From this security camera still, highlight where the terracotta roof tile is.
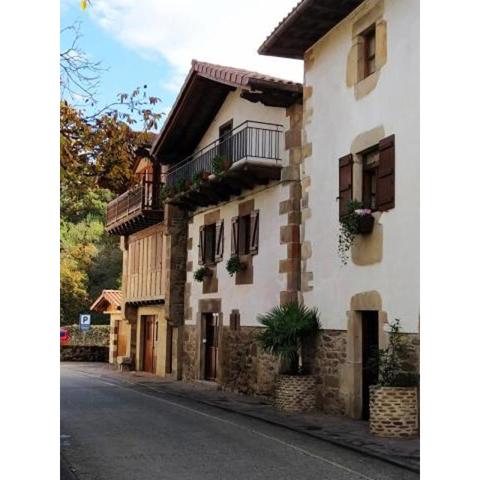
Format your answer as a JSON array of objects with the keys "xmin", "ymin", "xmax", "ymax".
[{"xmin": 90, "ymin": 289, "xmax": 123, "ymax": 312}]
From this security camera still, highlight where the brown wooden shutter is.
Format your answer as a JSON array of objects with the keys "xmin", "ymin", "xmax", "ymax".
[
  {"xmin": 249, "ymin": 209, "xmax": 259, "ymax": 255},
  {"xmin": 215, "ymin": 219, "xmax": 224, "ymax": 262},
  {"xmin": 339, "ymin": 154, "xmax": 353, "ymax": 218},
  {"xmin": 198, "ymin": 225, "xmax": 206, "ymax": 265},
  {"xmin": 231, "ymin": 216, "xmax": 239, "ymax": 255},
  {"xmin": 377, "ymin": 134, "xmax": 395, "ymax": 211}
]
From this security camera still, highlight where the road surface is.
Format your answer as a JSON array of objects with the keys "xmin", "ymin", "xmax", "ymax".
[{"xmin": 61, "ymin": 363, "xmax": 418, "ymax": 480}]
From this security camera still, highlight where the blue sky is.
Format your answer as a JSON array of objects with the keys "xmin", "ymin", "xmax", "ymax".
[{"xmin": 60, "ymin": 0, "xmax": 303, "ymax": 130}]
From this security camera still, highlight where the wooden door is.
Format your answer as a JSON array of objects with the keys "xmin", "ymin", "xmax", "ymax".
[
  {"xmin": 142, "ymin": 316, "xmax": 155, "ymax": 373},
  {"xmin": 219, "ymin": 121, "xmax": 233, "ymax": 161},
  {"xmin": 204, "ymin": 313, "xmax": 219, "ymax": 381},
  {"xmin": 117, "ymin": 321, "xmax": 127, "ymax": 357},
  {"xmin": 361, "ymin": 311, "xmax": 379, "ymax": 420}
]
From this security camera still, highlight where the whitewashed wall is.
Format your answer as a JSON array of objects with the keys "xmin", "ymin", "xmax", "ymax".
[
  {"xmin": 302, "ymin": 0, "xmax": 419, "ymax": 333},
  {"xmin": 186, "ymin": 183, "xmax": 290, "ymax": 327},
  {"xmin": 186, "ymin": 90, "xmax": 292, "ymax": 327},
  {"xmin": 195, "ymin": 89, "xmax": 289, "ymax": 155}
]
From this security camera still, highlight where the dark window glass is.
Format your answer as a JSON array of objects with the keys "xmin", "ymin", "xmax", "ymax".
[
  {"xmin": 362, "ymin": 147, "xmax": 380, "ymax": 210},
  {"xmin": 363, "ymin": 27, "xmax": 376, "ymax": 78},
  {"xmin": 238, "ymin": 214, "xmax": 251, "ymax": 255},
  {"xmin": 204, "ymin": 224, "xmax": 216, "ymax": 264}
]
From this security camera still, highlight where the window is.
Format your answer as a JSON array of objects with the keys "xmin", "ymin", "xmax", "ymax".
[
  {"xmin": 362, "ymin": 147, "xmax": 380, "ymax": 211},
  {"xmin": 238, "ymin": 215, "xmax": 251, "ymax": 255},
  {"xmin": 231, "ymin": 210, "xmax": 259, "ymax": 256},
  {"xmin": 198, "ymin": 220, "xmax": 224, "ymax": 265},
  {"xmin": 362, "ymin": 26, "xmax": 376, "ymax": 79},
  {"xmin": 204, "ymin": 224, "xmax": 216, "ymax": 264},
  {"xmin": 338, "ymin": 135, "xmax": 396, "ymax": 218}
]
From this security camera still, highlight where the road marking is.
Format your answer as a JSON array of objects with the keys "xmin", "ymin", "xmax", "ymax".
[{"xmin": 72, "ymin": 369, "xmax": 377, "ymax": 480}]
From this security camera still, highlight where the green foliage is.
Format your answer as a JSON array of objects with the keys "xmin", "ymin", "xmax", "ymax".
[
  {"xmin": 257, "ymin": 302, "xmax": 320, "ymax": 375},
  {"xmin": 193, "ymin": 266, "xmax": 210, "ymax": 283},
  {"xmin": 338, "ymin": 200, "xmax": 364, "ymax": 265},
  {"xmin": 212, "ymin": 155, "xmax": 227, "ymax": 176},
  {"xmin": 369, "ymin": 319, "xmax": 418, "ymax": 387},
  {"xmin": 226, "ymin": 255, "xmax": 245, "ymax": 277}
]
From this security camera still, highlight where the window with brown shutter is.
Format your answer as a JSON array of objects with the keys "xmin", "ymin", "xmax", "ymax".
[
  {"xmin": 377, "ymin": 135, "xmax": 395, "ymax": 211},
  {"xmin": 249, "ymin": 210, "xmax": 259, "ymax": 255},
  {"xmin": 362, "ymin": 25, "xmax": 376, "ymax": 79},
  {"xmin": 339, "ymin": 154, "xmax": 353, "ymax": 218},
  {"xmin": 231, "ymin": 216, "xmax": 239, "ymax": 255},
  {"xmin": 215, "ymin": 219, "xmax": 224, "ymax": 262},
  {"xmin": 204, "ymin": 224, "xmax": 216, "ymax": 265},
  {"xmin": 198, "ymin": 225, "xmax": 206, "ymax": 265}
]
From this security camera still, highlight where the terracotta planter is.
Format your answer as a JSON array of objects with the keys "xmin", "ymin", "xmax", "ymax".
[
  {"xmin": 369, "ymin": 386, "xmax": 418, "ymax": 437},
  {"xmin": 274, "ymin": 374, "xmax": 317, "ymax": 413},
  {"xmin": 357, "ymin": 214, "xmax": 375, "ymax": 234},
  {"xmin": 200, "ymin": 171, "xmax": 210, "ymax": 181}
]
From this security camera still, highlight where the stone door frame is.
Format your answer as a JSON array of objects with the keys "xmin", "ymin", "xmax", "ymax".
[{"xmin": 345, "ymin": 291, "xmax": 388, "ymax": 419}]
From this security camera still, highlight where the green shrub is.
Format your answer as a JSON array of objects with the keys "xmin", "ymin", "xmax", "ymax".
[{"xmin": 257, "ymin": 302, "xmax": 320, "ymax": 375}]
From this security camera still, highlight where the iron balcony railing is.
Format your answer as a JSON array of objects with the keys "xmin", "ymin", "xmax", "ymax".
[
  {"xmin": 106, "ymin": 173, "xmax": 161, "ymax": 228},
  {"xmin": 166, "ymin": 120, "xmax": 283, "ymax": 187}
]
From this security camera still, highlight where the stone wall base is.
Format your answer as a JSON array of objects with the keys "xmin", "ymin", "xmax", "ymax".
[
  {"xmin": 274, "ymin": 375, "xmax": 317, "ymax": 412},
  {"xmin": 369, "ymin": 386, "xmax": 418, "ymax": 437}
]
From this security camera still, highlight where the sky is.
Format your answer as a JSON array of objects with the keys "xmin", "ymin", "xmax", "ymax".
[{"xmin": 60, "ymin": 0, "xmax": 303, "ymax": 128}]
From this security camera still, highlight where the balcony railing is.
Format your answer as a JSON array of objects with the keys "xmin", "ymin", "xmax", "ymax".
[
  {"xmin": 106, "ymin": 173, "xmax": 163, "ymax": 235},
  {"xmin": 166, "ymin": 120, "xmax": 283, "ymax": 187}
]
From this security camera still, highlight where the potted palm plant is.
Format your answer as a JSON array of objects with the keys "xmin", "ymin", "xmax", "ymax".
[
  {"xmin": 369, "ymin": 319, "xmax": 419, "ymax": 437},
  {"xmin": 257, "ymin": 302, "xmax": 320, "ymax": 413}
]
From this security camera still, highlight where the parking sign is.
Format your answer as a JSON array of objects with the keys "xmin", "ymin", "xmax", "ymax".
[{"xmin": 79, "ymin": 314, "xmax": 91, "ymax": 331}]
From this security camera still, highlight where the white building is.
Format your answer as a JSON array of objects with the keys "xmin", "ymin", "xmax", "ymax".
[{"xmin": 259, "ymin": 0, "xmax": 420, "ymax": 418}]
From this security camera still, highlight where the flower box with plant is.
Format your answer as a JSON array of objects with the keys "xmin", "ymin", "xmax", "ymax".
[
  {"xmin": 226, "ymin": 255, "xmax": 246, "ymax": 276},
  {"xmin": 368, "ymin": 319, "xmax": 419, "ymax": 437},
  {"xmin": 338, "ymin": 200, "xmax": 375, "ymax": 264},
  {"xmin": 193, "ymin": 266, "xmax": 211, "ymax": 283},
  {"xmin": 257, "ymin": 302, "xmax": 320, "ymax": 412}
]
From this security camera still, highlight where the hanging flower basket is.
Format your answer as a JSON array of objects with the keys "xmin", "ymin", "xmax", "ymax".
[{"xmin": 356, "ymin": 211, "xmax": 375, "ymax": 234}]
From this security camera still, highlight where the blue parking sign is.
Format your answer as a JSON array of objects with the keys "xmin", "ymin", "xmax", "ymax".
[{"xmin": 79, "ymin": 314, "xmax": 91, "ymax": 331}]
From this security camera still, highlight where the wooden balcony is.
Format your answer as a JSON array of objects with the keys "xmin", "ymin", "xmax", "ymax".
[
  {"xmin": 106, "ymin": 175, "xmax": 164, "ymax": 236},
  {"xmin": 165, "ymin": 121, "xmax": 283, "ymax": 210}
]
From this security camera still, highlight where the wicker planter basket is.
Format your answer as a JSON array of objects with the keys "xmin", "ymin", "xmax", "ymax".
[
  {"xmin": 274, "ymin": 375, "xmax": 317, "ymax": 413},
  {"xmin": 369, "ymin": 386, "xmax": 418, "ymax": 437}
]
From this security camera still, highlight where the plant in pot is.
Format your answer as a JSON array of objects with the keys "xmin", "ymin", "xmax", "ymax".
[
  {"xmin": 338, "ymin": 200, "xmax": 375, "ymax": 265},
  {"xmin": 368, "ymin": 319, "xmax": 419, "ymax": 437},
  {"xmin": 211, "ymin": 154, "xmax": 229, "ymax": 177},
  {"xmin": 193, "ymin": 266, "xmax": 211, "ymax": 283},
  {"xmin": 226, "ymin": 255, "xmax": 246, "ymax": 277},
  {"xmin": 257, "ymin": 302, "xmax": 320, "ymax": 413}
]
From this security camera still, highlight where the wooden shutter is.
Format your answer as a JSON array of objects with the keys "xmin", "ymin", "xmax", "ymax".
[
  {"xmin": 377, "ymin": 134, "xmax": 395, "ymax": 211},
  {"xmin": 339, "ymin": 154, "xmax": 353, "ymax": 218},
  {"xmin": 231, "ymin": 216, "xmax": 239, "ymax": 255},
  {"xmin": 215, "ymin": 219, "xmax": 224, "ymax": 262},
  {"xmin": 198, "ymin": 225, "xmax": 206, "ymax": 265},
  {"xmin": 249, "ymin": 210, "xmax": 259, "ymax": 255}
]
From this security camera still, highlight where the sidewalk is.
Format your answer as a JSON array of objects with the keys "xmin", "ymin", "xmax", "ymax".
[{"xmin": 83, "ymin": 363, "xmax": 420, "ymax": 473}]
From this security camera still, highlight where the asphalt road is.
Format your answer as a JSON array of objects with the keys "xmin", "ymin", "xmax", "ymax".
[{"xmin": 61, "ymin": 363, "xmax": 418, "ymax": 480}]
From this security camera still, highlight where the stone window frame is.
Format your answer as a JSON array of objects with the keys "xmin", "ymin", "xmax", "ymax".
[{"xmin": 346, "ymin": 0, "xmax": 387, "ymax": 99}]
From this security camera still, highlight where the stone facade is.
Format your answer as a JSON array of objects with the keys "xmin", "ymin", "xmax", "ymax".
[
  {"xmin": 369, "ymin": 386, "xmax": 418, "ymax": 437},
  {"xmin": 311, "ymin": 330, "xmax": 348, "ymax": 415},
  {"xmin": 181, "ymin": 325, "xmax": 197, "ymax": 383},
  {"xmin": 274, "ymin": 375, "xmax": 317, "ymax": 413},
  {"xmin": 220, "ymin": 327, "xmax": 279, "ymax": 396}
]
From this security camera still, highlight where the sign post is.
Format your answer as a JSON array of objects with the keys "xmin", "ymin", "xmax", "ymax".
[{"xmin": 79, "ymin": 313, "xmax": 91, "ymax": 332}]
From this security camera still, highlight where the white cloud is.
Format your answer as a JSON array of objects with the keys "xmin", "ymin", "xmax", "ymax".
[{"xmin": 90, "ymin": 0, "xmax": 303, "ymax": 87}]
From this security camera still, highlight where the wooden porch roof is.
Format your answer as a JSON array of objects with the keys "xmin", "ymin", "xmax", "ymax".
[
  {"xmin": 258, "ymin": 0, "xmax": 364, "ymax": 59},
  {"xmin": 90, "ymin": 290, "xmax": 123, "ymax": 313}
]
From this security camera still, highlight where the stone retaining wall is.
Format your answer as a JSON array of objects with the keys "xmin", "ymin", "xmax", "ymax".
[
  {"xmin": 182, "ymin": 325, "xmax": 197, "ymax": 382},
  {"xmin": 274, "ymin": 375, "xmax": 317, "ymax": 412},
  {"xmin": 369, "ymin": 386, "xmax": 418, "ymax": 437},
  {"xmin": 63, "ymin": 325, "xmax": 110, "ymax": 346},
  {"xmin": 60, "ymin": 345, "xmax": 109, "ymax": 362}
]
